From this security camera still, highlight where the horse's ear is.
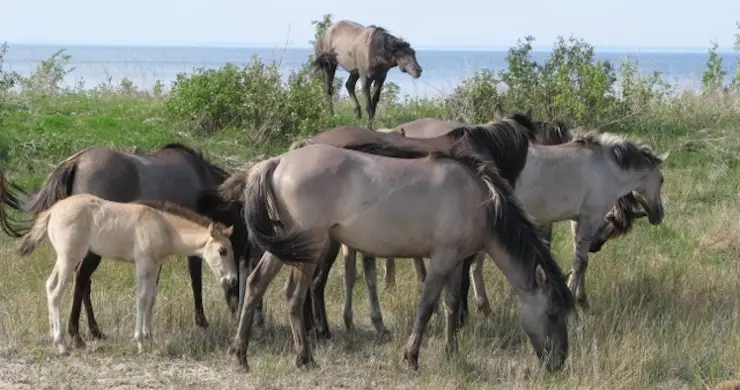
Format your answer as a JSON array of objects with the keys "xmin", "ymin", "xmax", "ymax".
[
  {"xmin": 222, "ymin": 225, "xmax": 234, "ymax": 237},
  {"xmin": 535, "ymin": 264, "xmax": 548, "ymax": 291},
  {"xmin": 492, "ymin": 103, "xmax": 505, "ymax": 120},
  {"xmin": 657, "ymin": 151, "xmax": 670, "ymax": 163},
  {"xmin": 399, "ymin": 127, "xmax": 406, "ymax": 137},
  {"xmin": 208, "ymin": 223, "xmax": 216, "ymax": 237}
]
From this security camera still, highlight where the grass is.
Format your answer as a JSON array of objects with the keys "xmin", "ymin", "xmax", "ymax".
[{"xmin": 1, "ymin": 87, "xmax": 740, "ymax": 389}]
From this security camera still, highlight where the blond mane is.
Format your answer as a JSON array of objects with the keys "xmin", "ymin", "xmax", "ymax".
[
  {"xmin": 134, "ymin": 200, "xmax": 229, "ymax": 233},
  {"xmin": 573, "ymin": 130, "xmax": 662, "ymax": 171}
]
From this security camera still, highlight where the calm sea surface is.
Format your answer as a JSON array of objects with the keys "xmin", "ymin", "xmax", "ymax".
[{"xmin": 4, "ymin": 45, "xmax": 740, "ymax": 98}]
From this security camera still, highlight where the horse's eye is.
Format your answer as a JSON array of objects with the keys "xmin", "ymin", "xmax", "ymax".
[{"xmin": 218, "ymin": 247, "xmax": 228, "ymax": 257}]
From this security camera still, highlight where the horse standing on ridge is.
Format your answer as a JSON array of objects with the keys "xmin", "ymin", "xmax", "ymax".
[{"xmin": 313, "ymin": 19, "xmax": 422, "ymax": 126}]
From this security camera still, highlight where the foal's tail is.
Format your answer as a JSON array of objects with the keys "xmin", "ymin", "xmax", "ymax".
[
  {"xmin": 18, "ymin": 208, "xmax": 51, "ymax": 256},
  {"xmin": 227, "ymin": 157, "xmax": 321, "ymax": 263}
]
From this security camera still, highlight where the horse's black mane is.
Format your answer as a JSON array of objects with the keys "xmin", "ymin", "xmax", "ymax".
[
  {"xmin": 369, "ymin": 26, "xmax": 412, "ymax": 60},
  {"xmin": 159, "ymin": 142, "xmax": 230, "ymax": 183}
]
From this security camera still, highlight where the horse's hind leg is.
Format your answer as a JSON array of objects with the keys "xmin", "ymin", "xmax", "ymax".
[
  {"xmin": 134, "ymin": 259, "xmax": 159, "ymax": 353},
  {"xmin": 69, "ymin": 252, "xmax": 102, "ymax": 348},
  {"xmin": 457, "ymin": 254, "xmax": 475, "ymax": 327},
  {"xmin": 47, "ymin": 256, "xmax": 78, "ymax": 355},
  {"xmin": 568, "ymin": 218, "xmax": 600, "ymax": 309},
  {"xmin": 342, "ymin": 245, "xmax": 357, "ymax": 331},
  {"xmin": 230, "ymin": 252, "xmax": 285, "ymax": 370},
  {"xmin": 187, "ymin": 256, "xmax": 209, "ymax": 328},
  {"xmin": 443, "ymin": 260, "xmax": 464, "ymax": 357},
  {"xmin": 384, "ymin": 258, "xmax": 396, "ymax": 289},
  {"xmin": 309, "ymin": 239, "xmax": 339, "ymax": 339},
  {"xmin": 345, "ymin": 73, "xmax": 361, "ymax": 119},
  {"xmin": 361, "ymin": 254, "xmax": 389, "ymax": 335},
  {"xmin": 285, "ymin": 262, "xmax": 318, "ymax": 368},
  {"xmin": 470, "ymin": 252, "xmax": 491, "ymax": 317}
]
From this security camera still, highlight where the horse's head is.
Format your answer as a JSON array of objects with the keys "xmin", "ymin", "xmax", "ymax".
[
  {"xmin": 629, "ymin": 150, "xmax": 668, "ymax": 225},
  {"xmin": 589, "ymin": 192, "xmax": 649, "ymax": 252},
  {"xmin": 521, "ymin": 264, "xmax": 571, "ymax": 372},
  {"xmin": 201, "ymin": 222, "xmax": 238, "ymax": 290},
  {"xmin": 392, "ymin": 41, "xmax": 422, "ymax": 78}
]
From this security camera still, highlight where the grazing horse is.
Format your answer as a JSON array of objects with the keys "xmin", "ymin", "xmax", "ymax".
[
  {"xmin": 219, "ymin": 143, "xmax": 575, "ymax": 372},
  {"xmin": 0, "ymin": 143, "xmax": 248, "ymax": 348},
  {"xmin": 287, "ymin": 113, "xmax": 542, "ymax": 339},
  {"xmin": 313, "ymin": 19, "xmax": 422, "ymax": 125},
  {"xmin": 17, "ymin": 194, "xmax": 238, "ymax": 355}
]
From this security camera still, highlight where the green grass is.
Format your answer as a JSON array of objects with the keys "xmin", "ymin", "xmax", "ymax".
[{"xmin": 1, "ymin": 88, "xmax": 740, "ymax": 389}]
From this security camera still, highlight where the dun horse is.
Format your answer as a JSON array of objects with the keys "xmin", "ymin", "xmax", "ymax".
[
  {"xmin": 313, "ymin": 20, "xmax": 422, "ymax": 125},
  {"xmin": 17, "ymin": 194, "xmax": 237, "ymax": 355},
  {"xmin": 0, "ymin": 143, "xmax": 248, "ymax": 348},
  {"xmin": 220, "ymin": 143, "xmax": 575, "ymax": 372}
]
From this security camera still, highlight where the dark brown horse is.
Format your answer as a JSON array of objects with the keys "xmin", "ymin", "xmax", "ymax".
[
  {"xmin": 313, "ymin": 20, "xmax": 422, "ymax": 126},
  {"xmin": 0, "ymin": 143, "xmax": 250, "ymax": 348}
]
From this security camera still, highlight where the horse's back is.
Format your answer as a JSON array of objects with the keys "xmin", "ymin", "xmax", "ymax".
[
  {"xmin": 394, "ymin": 118, "xmax": 464, "ymax": 139},
  {"xmin": 273, "ymin": 144, "xmax": 486, "ymax": 257},
  {"xmin": 72, "ymin": 146, "xmax": 205, "ymax": 208},
  {"xmin": 320, "ymin": 20, "xmax": 373, "ymax": 71}
]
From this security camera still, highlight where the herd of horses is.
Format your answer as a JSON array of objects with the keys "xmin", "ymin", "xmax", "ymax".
[{"xmin": 0, "ymin": 19, "xmax": 668, "ymax": 373}]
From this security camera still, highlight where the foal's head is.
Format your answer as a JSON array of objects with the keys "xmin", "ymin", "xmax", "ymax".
[{"xmin": 201, "ymin": 223, "xmax": 238, "ymax": 289}]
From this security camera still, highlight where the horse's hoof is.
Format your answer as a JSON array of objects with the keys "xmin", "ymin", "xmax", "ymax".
[
  {"xmin": 316, "ymin": 329, "xmax": 332, "ymax": 341},
  {"xmin": 476, "ymin": 301, "xmax": 492, "ymax": 317},
  {"xmin": 576, "ymin": 296, "xmax": 590, "ymax": 311},
  {"xmin": 89, "ymin": 328, "xmax": 105, "ymax": 340},
  {"xmin": 402, "ymin": 350, "xmax": 419, "ymax": 372},
  {"xmin": 195, "ymin": 316, "xmax": 209, "ymax": 329},
  {"xmin": 71, "ymin": 336, "xmax": 86, "ymax": 349},
  {"xmin": 295, "ymin": 354, "xmax": 316, "ymax": 369},
  {"xmin": 57, "ymin": 344, "xmax": 69, "ymax": 356},
  {"xmin": 343, "ymin": 315, "xmax": 354, "ymax": 331}
]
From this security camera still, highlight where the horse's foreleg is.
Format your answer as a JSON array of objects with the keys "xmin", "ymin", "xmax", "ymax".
[
  {"xmin": 367, "ymin": 73, "xmax": 387, "ymax": 126},
  {"xmin": 69, "ymin": 252, "xmax": 102, "ymax": 348},
  {"xmin": 362, "ymin": 254, "xmax": 389, "ymax": 335},
  {"xmin": 134, "ymin": 260, "xmax": 158, "ymax": 354},
  {"xmin": 470, "ymin": 252, "xmax": 491, "ymax": 316},
  {"xmin": 286, "ymin": 262, "xmax": 318, "ymax": 369},
  {"xmin": 187, "ymin": 256, "xmax": 209, "ymax": 328},
  {"xmin": 403, "ymin": 251, "xmax": 460, "ymax": 371},
  {"xmin": 568, "ymin": 218, "xmax": 600, "ymax": 309},
  {"xmin": 384, "ymin": 258, "xmax": 396, "ymax": 289},
  {"xmin": 345, "ymin": 73, "xmax": 361, "ymax": 119},
  {"xmin": 342, "ymin": 245, "xmax": 357, "ymax": 331},
  {"xmin": 230, "ymin": 252, "xmax": 285, "ymax": 370},
  {"xmin": 47, "ymin": 256, "xmax": 77, "ymax": 355}
]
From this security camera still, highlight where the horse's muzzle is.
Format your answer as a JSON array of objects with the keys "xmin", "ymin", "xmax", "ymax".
[{"xmin": 221, "ymin": 275, "xmax": 238, "ymax": 289}]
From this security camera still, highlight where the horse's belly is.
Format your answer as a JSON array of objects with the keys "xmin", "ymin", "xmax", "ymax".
[
  {"xmin": 88, "ymin": 232, "xmax": 135, "ymax": 262},
  {"xmin": 333, "ymin": 223, "xmax": 433, "ymax": 258}
]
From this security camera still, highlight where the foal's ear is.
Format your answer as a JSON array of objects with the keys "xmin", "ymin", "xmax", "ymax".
[
  {"xmin": 222, "ymin": 225, "xmax": 234, "ymax": 237},
  {"xmin": 657, "ymin": 151, "xmax": 670, "ymax": 163},
  {"xmin": 535, "ymin": 264, "xmax": 549, "ymax": 291},
  {"xmin": 492, "ymin": 103, "xmax": 505, "ymax": 120},
  {"xmin": 612, "ymin": 144, "xmax": 628, "ymax": 167}
]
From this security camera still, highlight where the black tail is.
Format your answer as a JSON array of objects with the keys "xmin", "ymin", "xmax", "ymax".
[
  {"xmin": 240, "ymin": 157, "xmax": 323, "ymax": 263},
  {"xmin": 312, "ymin": 52, "xmax": 337, "ymax": 73},
  {"xmin": 0, "ymin": 171, "xmax": 33, "ymax": 238},
  {"xmin": 25, "ymin": 157, "xmax": 78, "ymax": 217}
]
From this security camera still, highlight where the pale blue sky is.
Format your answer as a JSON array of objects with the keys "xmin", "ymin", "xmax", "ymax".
[{"xmin": 3, "ymin": 0, "xmax": 740, "ymax": 51}]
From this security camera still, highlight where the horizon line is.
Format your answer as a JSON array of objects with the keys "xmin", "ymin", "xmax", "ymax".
[{"xmin": 4, "ymin": 41, "xmax": 737, "ymax": 54}]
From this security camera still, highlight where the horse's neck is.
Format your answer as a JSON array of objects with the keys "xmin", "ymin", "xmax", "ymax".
[{"xmin": 160, "ymin": 214, "xmax": 209, "ymax": 257}]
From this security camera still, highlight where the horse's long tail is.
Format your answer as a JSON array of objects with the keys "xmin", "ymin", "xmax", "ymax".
[
  {"xmin": 221, "ymin": 157, "xmax": 321, "ymax": 263},
  {"xmin": 25, "ymin": 152, "xmax": 81, "ymax": 217},
  {"xmin": 18, "ymin": 209, "xmax": 51, "ymax": 256},
  {"xmin": 0, "ymin": 171, "xmax": 33, "ymax": 237},
  {"xmin": 312, "ymin": 52, "xmax": 337, "ymax": 74}
]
